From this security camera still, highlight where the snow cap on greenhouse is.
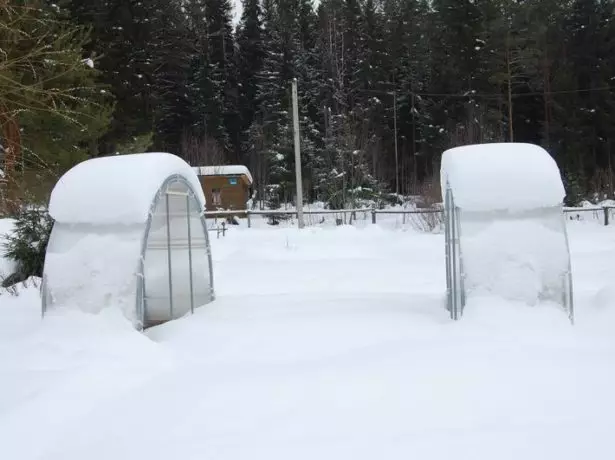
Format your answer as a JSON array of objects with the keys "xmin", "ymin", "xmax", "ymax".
[
  {"xmin": 440, "ymin": 143, "xmax": 565, "ymax": 212},
  {"xmin": 50, "ymin": 152, "xmax": 206, "ymax": 224}
]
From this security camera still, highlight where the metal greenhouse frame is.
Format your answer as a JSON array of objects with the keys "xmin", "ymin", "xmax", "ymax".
[
  {"xmin": 444, "ymin": 181, "xmax": 465, "ymax": 321},
  {"xmin": 42, "ymin": 153, "xmax": 215, "ymax": 330},
  {"xmin": 443, "ymin": 186, "xmax": 575, "ymax": 324},
  {"xmin": 135, "ymin": 174, "xmax": 215, "ymax": 330},
  {"xmin": 441, "ymin": 143, "xmax": 574, "ymax": 324}
]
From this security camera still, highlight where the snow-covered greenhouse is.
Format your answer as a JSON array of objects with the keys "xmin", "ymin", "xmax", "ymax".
[
  {"xmin": 42, "ymin": 152, "xmax": 215, "ymax": 330},
  {"xmin": 441, "ymin": 143, "xmax": 574, "ymax": 322}
]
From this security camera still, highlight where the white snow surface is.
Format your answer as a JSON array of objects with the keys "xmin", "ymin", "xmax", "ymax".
[
  {"xmin": 50, "ymin": 153, "xmax": 205, "ymax": 224},
  {"xmin": 461, "ymin": 217, "xmax": 570, "ymax": 305},
  {"xmin": 441, "ymin": 143, "xmax": 565, "ymax": 211},
  {"xmin": 43, "ymin": 223, "xmax": 143, "ymax": 322},
  {"xmin": 2, "ymin": 221, "xmax": 615, "ymax": 459},
  {"xmin": 193, "ymin": 165, "xmax": 253, "ymax": 184}
]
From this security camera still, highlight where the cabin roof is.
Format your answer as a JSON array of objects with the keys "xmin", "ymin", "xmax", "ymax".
[{"xmin": 192, "ymin": 165, "xmax": 253, "ymax": 185}]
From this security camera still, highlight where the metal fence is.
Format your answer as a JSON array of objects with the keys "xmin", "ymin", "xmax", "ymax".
[
  {"xmin": 563, "ymin": 205, "xmax": 615, "ymax": 226},
  {"xmin": 206, "ymin": 208, "xmax": 439, "ymax": 226},
  {"xmin": 205, "ymin": 205, "xmax": 615, "ymax": 233}
]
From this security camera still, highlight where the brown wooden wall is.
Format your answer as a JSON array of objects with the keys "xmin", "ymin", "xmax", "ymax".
[{"xmin": 199, "ymin": 175, "xmax": 250, "ymax": 211}]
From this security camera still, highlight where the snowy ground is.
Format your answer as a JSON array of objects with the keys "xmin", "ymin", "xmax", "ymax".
[{"xmin": 2, "ymin": 220, "xmax": 615, "ymax": 459}]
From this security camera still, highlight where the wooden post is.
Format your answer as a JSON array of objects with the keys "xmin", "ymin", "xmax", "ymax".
[
  {"xmin": 292, "ymin": 79, "xmax": 305, "ymax": 229},
  {"xmin": 393, "ymin": 90, "xmax": 399, "ymax": 196}
]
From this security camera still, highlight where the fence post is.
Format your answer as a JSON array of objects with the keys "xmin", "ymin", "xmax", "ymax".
[
  {"xmin": 371, "ymin": 207, "xmax": 376, "ymax": 224},
  {"xmin": 247, "ymin": 211, "xmax": 251, "ymax": 228},
  {"xmin": 604, "ymin": 207, "xmax": 610, "ymax": 226}
]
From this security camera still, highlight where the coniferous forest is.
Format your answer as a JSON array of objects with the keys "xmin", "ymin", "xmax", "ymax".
[{"xmin": 4, "ymin": 0, "xmax": 615, "ymax": 208}]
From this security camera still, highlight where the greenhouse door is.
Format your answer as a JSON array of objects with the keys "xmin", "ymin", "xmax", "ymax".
[{"xmin": 143, "ymin": 183, "xmax": 196, "ymax": 327}]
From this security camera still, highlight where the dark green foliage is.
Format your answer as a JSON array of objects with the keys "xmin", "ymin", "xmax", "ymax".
[
  {"xmin": 1, "ymin": 1, "xmax": 114, "ymax": 149},
  {"xmin": 237, "ymin": 0, "xmax": 265, "ymax": 161},
  {"xmin": 563, "ymin": 172, "xmax": 586, "ymax": 207},
  {"xmin": 40, "ymin": 0, "xmax": 615, "ymax": 206},
  {"xmin": 150, "ymin": 1, "xmax": 194, "ymax": 152},
  {"xmin": 64, "ymin": 0, "xmax": 155, "ymax": 155},
  {"xmin": 3, "ymin": 209, "xmax": 54, "ymax": 286}
]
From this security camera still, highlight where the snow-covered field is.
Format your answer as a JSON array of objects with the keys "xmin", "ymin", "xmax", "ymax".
[{"xmin": 1, "ymin": 219, "xmax": 615, "ymax": 459}]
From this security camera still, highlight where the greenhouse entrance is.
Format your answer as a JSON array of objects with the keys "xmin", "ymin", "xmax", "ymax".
[
  {"xmin": 441, "ymin": 143, "xmax": 574, "ymax": 323},
  {"xmin": 142, "ymin": 178, "xmax": 215, "ymax": 327}
]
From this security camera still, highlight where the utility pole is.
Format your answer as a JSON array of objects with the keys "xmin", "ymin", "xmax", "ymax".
[
  {"xmin": 609, "ymin": 138, "xmax": 613, "ymax": 198},
  {"xmin": 292, "ymin": 78, "xmax": 305, "ymax": 229},
  {"xmin": 393, "ymin": 90, "xmax": 399, "ymax": 196},
  {"xmin": 412, "ymin": 92, "xmax": 417, "ymax": 191}
]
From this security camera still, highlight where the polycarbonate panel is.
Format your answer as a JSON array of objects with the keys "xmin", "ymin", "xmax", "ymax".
[
  {"xmin": 187, "ymin": 192, "xmax": 214, "ymax": 308},
  {"xmin": 168, "ymin": 192, "xmax": 190, "ymax": 319},
  {"xmin": 143, "ymin": 189, "xmax": 172, "ymax": 325},
  {"xmin": 457, "ymin": 206, "xmax": 573, "ymax": 317},
  {"xmin": 42, "ymin": 222, "xmax": 143, "ymax": 322}
]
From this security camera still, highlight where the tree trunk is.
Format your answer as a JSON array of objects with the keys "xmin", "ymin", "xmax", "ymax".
[
  {"xmin": 543, "ymin": 51, "xmax": 551, "ymax": 148},
  {"xmin": 608, "ymin": 139, "xmax": 613, "ymax": 198},
  {"xmin": 412, "ymin": 92, "xmax": 417, "ymax": 190},
  {"xmin": 0, "ymin": 110, "xmax": 22, "ymax": 214},
  {"xmin": 507, "ymin": 61, "xmax": 514, "ymax": 141},
  {"xmin": 506, "ymin": 31, "xmax": 514, "ymax": 142}
]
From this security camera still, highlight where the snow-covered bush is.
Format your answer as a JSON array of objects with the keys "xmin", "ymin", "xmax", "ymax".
[
  {"xmin": 563, "ymin": 171, "xmax": 585, "ymax": 207},
  {"xmin": 409, "ymin": 210, "xmax": 443, "ymax": 233},
  {"xmin": 2, "ymin": 207, "xmax": 53, "ymax": 287}
]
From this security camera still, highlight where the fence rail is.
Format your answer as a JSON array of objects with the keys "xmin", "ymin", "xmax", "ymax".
[
  {"xmin": 563, "ymin": 205, "xmax": 615, "ymax": 226},
  {"xmin": 204, "ymin": 205, "xmax": 615, "ymax": 230}
]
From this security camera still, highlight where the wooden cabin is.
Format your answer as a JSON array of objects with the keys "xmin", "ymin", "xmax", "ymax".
[{"xmin": 192, "ymin": 165, "xmax": 253, "ymax": 213}]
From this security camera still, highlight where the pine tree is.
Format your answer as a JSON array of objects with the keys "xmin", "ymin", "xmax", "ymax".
[
  {"xmin": 237, "ymin": 0, "xmax": 265, "ymax": 161},
  {"xmin": 556, "ymin": 0, "xmax": 615, "ymax": 197},
  {"xmin": 249, "ymin": 0, "xmax": 291, "ymax": 205},
  {"xmin": 2, "ymin": 207, "xmax": 53, "ymax": 284},
  {"xmin": 0, "ymin": 1, "xmax": 113, "ymax": 210},
  {"xmin": 185, "ymin": 0, "xmax": 229, "ymax": 156},
  {"xmin": 293, "ymin": 0, "xmax": 325, "ymax": 202},
  {"xmin": 430, "ymin": 0, "xmax": 487, "ymax": 144},
  {"xmin": 385, "ymin": 0, "xmax": 433, "ymax": 190},
  {"xmin": 482, "ymin": 0, "xmax": 534, "ymax": 142},
  {"xmin": 65, "ymin": 0, "xmax": 155, "ymax": 154},
  {"xmin": 48, "ymin": 0, "xmax": 615, "ymax": 204},
  {"xmin": 205, "ymin": 0, "xmax": 240, "ymax": 159},
  {"xmin": 149, "ymin": 0, "xmax": 193, "ymax": 153}
]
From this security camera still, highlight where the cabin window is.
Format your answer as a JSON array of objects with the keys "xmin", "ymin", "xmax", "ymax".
[
  {"xmin": 212, "ymin": 188, "xmax": 222, "ymax": 206},
  {"xmin": 228, "ymin": 177, "xmax": 238, "ymax": 185}
]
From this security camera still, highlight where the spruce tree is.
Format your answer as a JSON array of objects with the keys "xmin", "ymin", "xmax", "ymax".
[
  {"xmin": 205, "ymin": 0, "xmax": 240, "ymax": 159},
  {"xmin": 0, "ymin": 1, "xmax": 112, "ymax": 210},
  {"xmin": 65, "ymin": 0, "xmax": 155, "ymax": 154},
  {"xmin": 237, "ymin": 0, "xmax": 265, "ymax": 162},
  {"xmin": 430, "ymin": 0, "xmax": 487, "ymax": 144},
  {"xmin": 144, "ymin": 0, "xmax": 194, "ymax": 154},
  {"xmin": 185, "ymin": 0, "xmax": 229, "ymax": 157}
]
